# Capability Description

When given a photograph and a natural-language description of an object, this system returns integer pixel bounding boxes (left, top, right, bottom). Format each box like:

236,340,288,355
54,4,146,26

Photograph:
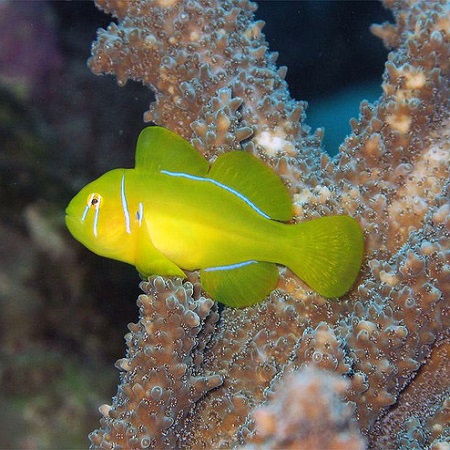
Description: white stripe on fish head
120,173,131,234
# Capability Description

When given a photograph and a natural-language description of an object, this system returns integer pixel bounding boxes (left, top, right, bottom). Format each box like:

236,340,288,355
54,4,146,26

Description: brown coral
243,367,366,450
89,277,222,448
87,0,450,448
370,337,450,449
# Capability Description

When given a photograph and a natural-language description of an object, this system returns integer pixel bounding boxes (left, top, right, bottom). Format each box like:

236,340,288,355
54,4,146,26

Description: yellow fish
65,127,364,307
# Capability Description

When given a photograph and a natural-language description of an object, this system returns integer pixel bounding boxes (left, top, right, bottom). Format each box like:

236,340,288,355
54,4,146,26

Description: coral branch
243,367,366,450
370,336,450,449
88,0,313,160
89,277,222,448
88,0,450,448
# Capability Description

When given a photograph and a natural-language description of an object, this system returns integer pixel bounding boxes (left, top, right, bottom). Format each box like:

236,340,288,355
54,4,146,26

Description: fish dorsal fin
135,127,209,175
208,151,293,221
200,261,279,307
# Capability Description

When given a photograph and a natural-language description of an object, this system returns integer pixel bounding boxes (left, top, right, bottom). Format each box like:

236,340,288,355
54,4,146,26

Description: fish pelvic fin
283,216,364,298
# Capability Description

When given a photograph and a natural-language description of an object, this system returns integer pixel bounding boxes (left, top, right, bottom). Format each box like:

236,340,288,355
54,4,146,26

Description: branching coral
89,277,222,448
87,0,449,448
244,367,366,450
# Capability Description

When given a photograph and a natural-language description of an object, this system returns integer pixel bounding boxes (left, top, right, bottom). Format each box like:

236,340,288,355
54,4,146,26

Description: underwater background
0,1,391,447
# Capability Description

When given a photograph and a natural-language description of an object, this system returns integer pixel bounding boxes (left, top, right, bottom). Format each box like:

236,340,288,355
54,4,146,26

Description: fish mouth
65,198,89,233
65,213,84,237
65,213,76,230
65,213,97,253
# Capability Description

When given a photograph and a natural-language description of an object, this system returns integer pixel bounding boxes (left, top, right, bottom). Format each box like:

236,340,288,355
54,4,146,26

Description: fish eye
87,193,102,209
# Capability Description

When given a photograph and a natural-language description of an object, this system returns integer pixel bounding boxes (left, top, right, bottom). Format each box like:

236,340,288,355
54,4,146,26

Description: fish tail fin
283,216,364,298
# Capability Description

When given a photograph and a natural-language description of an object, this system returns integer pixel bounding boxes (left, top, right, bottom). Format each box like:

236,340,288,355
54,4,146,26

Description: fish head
65,168,137,264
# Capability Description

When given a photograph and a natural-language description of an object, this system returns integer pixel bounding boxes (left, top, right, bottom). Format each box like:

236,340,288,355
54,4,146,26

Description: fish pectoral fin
135,236,186,279
135,127,209,175
137,256,186,280
208,151,293,221
200,261,279,308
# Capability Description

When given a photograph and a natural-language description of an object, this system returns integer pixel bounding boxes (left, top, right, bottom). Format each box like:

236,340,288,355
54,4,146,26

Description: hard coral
244,367,366,450
89,277,222,448
89,0,307,158
88,0,449,448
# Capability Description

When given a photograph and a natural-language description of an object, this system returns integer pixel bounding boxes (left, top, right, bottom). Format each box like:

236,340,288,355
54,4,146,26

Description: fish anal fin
208,151,293,221
135,127,209,175
200,261,279,307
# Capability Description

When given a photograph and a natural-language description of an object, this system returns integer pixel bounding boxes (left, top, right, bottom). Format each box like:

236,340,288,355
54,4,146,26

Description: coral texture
88,0,450,448
370,338,450,449
89,277,222,448
243,367,366,450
